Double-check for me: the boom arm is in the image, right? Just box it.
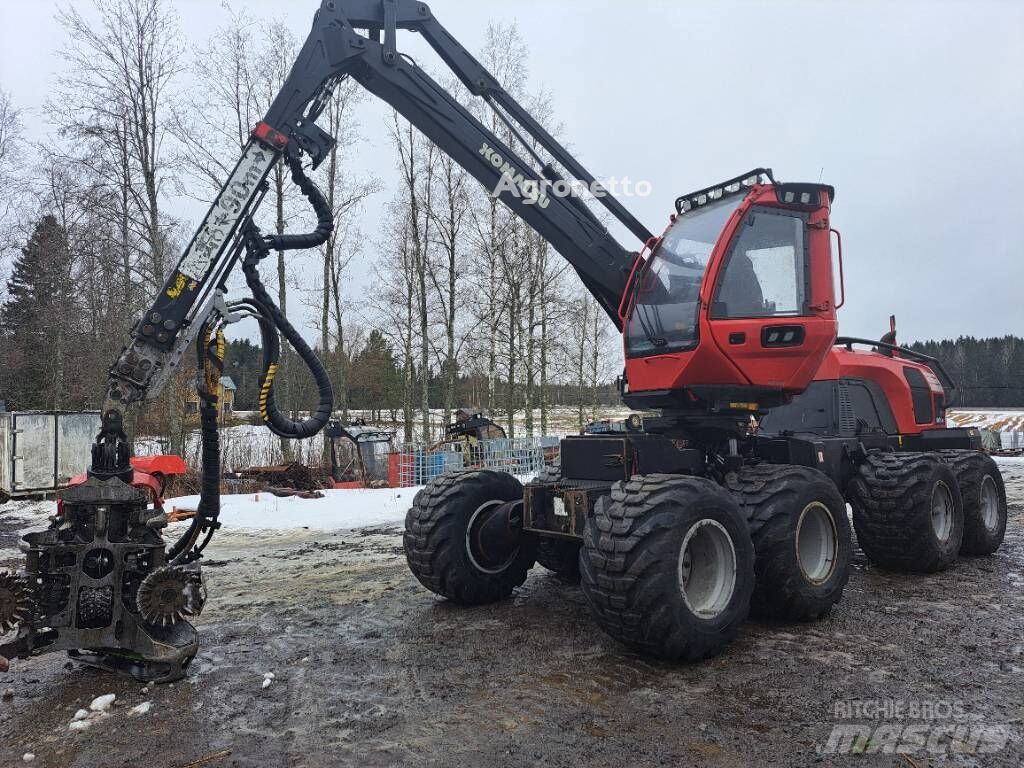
[106,0,649,410]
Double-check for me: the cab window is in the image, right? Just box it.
[711,209,807,319]
[626,195,743,356]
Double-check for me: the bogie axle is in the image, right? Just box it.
[403,419,1008,661]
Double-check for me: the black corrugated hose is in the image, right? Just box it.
[168,153,334,564]
[264,154,334,251]
[169,325,224,565]
[241,152,334,440]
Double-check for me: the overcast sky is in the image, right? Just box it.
[2,0,1022,348]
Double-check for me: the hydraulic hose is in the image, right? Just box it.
[169,325,224,565]
[264,154,334,252]
[168,154,334,564]
[240,153,334,440]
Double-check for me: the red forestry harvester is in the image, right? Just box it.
[0,1,1006,679]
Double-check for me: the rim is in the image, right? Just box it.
[795,502,839,584]
[979,475,1000,533]
[677,519,737,619]
[930,481,954,543]
[465,500,519,574]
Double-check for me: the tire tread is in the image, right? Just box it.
[580,474,753,661]
[726,464,851,620]
[849,452,963,572]
[404,470,532,605]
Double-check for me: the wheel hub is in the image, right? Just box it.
[979,476,1000,533]
[465,500,523,574]
[795,502,839,584]
[677,519,737,619]
[931,481,955,542]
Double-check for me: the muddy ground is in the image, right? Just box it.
[1,464,1022,768]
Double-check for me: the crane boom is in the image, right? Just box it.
[106,0,650,412]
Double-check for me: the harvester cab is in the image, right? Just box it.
[445,411,507,444]
[441,411,507,470]
[621,169,841,416]
[326,420,395,489]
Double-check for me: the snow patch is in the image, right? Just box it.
[994,456,1024,465]
[89,693,116,712]
[164,487,420,533]
[69,694,116,732]
[129,701,152,716]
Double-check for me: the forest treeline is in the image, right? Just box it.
[907,337,1024,408]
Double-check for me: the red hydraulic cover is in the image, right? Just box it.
[131,455,188,477]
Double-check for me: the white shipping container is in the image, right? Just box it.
[0,411,101,501]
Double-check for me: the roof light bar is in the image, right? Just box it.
[781,190,813,205]
[674,167,775,215]
[774,181,836,208]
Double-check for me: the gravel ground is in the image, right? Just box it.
[1,462,1022,768]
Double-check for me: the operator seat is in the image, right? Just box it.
[716,253,764,316]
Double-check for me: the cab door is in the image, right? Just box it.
[704,203,837,394]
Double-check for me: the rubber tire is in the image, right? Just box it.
[530,460,582,581]
[580,474,755,662]
[726,464,852,621]
[849,452,964,573]
[404,470,536,605]
[938,450,1008,556]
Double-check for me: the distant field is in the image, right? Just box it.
[946,409,1024,432]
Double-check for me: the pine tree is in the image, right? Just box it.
[0,215,77,409]
[350,330,402,417]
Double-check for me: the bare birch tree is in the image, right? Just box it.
[176,4,261,194]
[0,89,22,238]
[48,0,183,448]
[425,83,474,426]
[318,80,381,421]
[476,22,529,415]
[56,0,183,291]
[391,112,438,442]
[370,204,417,443]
